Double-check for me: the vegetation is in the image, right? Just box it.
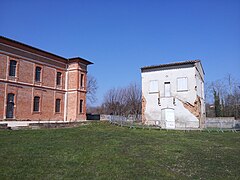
[88,83,142,116]
[205,74,240,118]
[0,122,239,179]
[213,88,222,117]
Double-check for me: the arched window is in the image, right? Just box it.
[35,66,41,82]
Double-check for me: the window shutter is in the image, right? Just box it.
[177,77,188,91]
[149,80,158,93]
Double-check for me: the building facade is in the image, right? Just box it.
[141,60,205,129]
[0,36,93,121]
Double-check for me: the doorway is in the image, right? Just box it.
[162,108,175,129]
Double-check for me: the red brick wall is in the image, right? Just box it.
[15,86,32,119]
[67,92,78,121]
[18,60,34,84]
[43,66,55,88]
[0,55,7,79]
[68,71,78,90]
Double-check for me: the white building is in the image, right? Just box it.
[141,60,205,129]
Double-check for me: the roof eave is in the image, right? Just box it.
[68,57,93,65]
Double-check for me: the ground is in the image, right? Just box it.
[0,122,239,179]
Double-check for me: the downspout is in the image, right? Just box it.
[64,64,68,122]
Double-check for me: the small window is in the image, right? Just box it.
[33,96,40,112]
[80,74,84,88]
[56,72,62,85]
[80,99,83,113]
[35,67,41,82]
[177,77,188,91]
[9,60,17,76]
[55,99,61,113]
[149,80,158,93]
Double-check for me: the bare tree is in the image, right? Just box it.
[87,75,98,104]
[102,82,142,117]
[125,83,142,116]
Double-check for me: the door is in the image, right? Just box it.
[6,93,15,118]
[164,109,175,129]
[164,82,171,97]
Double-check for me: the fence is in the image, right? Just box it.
[205,117,240,132]
[103,115,240,132]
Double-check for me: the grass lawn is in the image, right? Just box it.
[0,122,240,179]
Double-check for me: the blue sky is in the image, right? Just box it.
[1,0,240,105]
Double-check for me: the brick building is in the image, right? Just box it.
[0,36,93,121]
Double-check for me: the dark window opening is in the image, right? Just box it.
[80,100,83,113]
[33,96,40,112]
[9,60,17,76]
[55,99,61,113]
[35,67,41,82]
[80,74,84,88]
[6,93,15,118]
[56,72,62,85]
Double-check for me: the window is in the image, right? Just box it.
[80,74,84,88]
[56,72,62,85]
[55,99,61,113]
[149,80,158,93]
[9,60,17,76]
[164,82,171,97]
[80,100,83,113]
[33,96,40,112]
[35,66,41,82]
[6,93,15,118]
[177,77,188,91]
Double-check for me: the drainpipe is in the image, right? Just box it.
[64,64,68,122]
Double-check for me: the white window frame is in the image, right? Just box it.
[164,82,171,97]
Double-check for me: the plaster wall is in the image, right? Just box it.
[142,66,204,128]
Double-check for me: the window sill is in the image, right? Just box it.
[149,92,158,94]
[34,81,42,86]
[8,76,18,81]
[56,85,62,89]
[177,90,188,92]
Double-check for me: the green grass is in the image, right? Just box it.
[0,122,240,179]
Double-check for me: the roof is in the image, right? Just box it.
[0,36,67,62]
[141,60,201,71]
[0,36,93,65]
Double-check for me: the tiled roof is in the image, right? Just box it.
[141,60,200,71]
